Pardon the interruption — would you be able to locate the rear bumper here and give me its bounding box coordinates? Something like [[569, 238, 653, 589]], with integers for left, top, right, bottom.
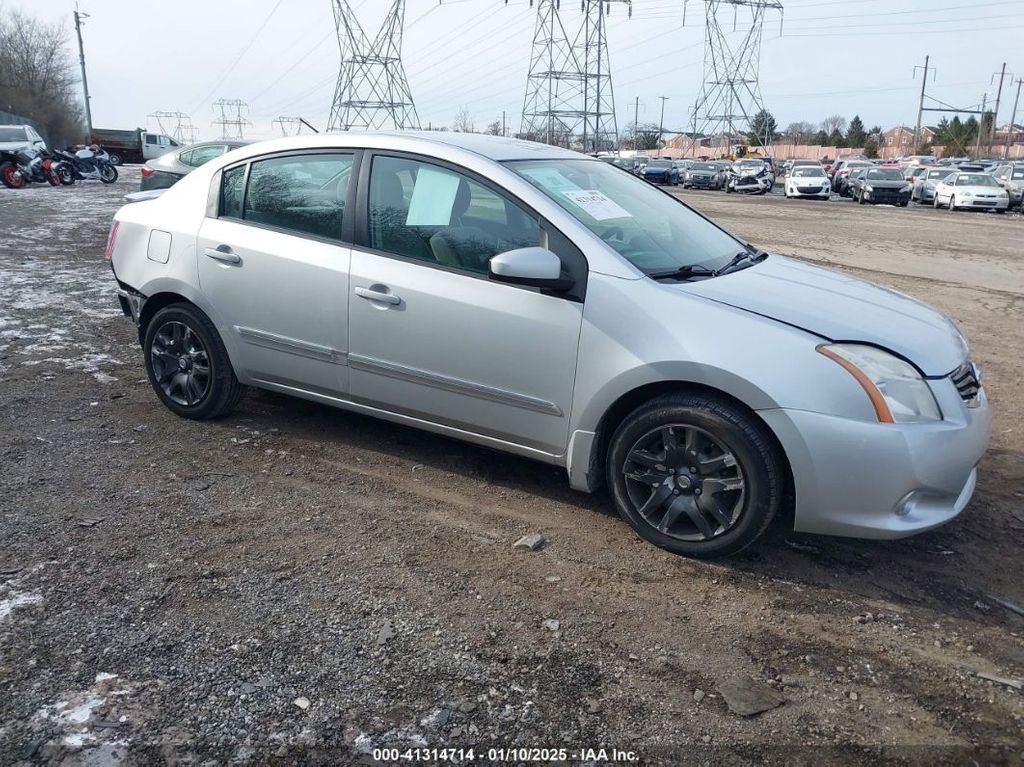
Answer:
[[758, 379, 990, 540]]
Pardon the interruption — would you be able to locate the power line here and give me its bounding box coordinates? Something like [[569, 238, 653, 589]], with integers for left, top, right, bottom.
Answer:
[[211, 99, 252, 139]]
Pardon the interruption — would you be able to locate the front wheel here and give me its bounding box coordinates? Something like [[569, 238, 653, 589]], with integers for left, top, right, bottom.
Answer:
[[1, 162, 25, 189], [948, 196, 955, 212], [606, 393, 784, 559], [143, 304, 244, 420], [99, 165, 118, 183]]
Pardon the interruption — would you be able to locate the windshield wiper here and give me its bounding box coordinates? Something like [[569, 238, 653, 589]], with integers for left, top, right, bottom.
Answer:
[[714, 248, 768, 276], [647, 263, 718, 281]]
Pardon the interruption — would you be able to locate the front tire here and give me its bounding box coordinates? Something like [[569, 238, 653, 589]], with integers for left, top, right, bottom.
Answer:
[[1, 162, 25, 189], [948, 196, 955, 212], [99, 165, 118, 183], [143, 304, 243, 420], [606, 393, 784, 559]]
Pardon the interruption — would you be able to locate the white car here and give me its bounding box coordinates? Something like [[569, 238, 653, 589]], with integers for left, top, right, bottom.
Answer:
[[784, 166, 831, 199], [933, 172, 1010, 213], [0, 124, 46, 153]]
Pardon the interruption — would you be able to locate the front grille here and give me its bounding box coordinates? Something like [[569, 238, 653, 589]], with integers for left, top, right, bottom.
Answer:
[[951, 361, 981, 403], [797, 186, 826, 194], [971, 200, 996, 207], [869, 189, 906, 202]]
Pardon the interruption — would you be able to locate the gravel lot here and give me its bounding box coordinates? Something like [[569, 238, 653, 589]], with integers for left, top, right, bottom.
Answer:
[[1, 170, 1022, 764]]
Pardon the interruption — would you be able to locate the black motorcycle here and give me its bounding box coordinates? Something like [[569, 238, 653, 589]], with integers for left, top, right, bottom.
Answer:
[[52, 147, 118, 185], [0, 146, 62, 189]]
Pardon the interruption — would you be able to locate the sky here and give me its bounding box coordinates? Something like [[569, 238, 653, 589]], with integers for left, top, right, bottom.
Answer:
[[15, 0, 1024, 142]]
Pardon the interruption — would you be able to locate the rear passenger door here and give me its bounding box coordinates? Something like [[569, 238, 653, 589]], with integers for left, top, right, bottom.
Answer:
[[346, 153, 585, 456], [197, 151, 355, 396]]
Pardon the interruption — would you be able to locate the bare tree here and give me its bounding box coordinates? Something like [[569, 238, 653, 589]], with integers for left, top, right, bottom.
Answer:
[[783, 121, 815, 145], [451, 106, 474, 133], [820, 114, 847, 136], [484, 119, 503, 136], [0, 10, 83, 146]]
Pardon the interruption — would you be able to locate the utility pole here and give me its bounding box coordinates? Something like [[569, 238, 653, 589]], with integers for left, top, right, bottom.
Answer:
[[658, 95, 669, 152], [73, 4, 93, 138], [990, 63, 1010, 153], [1005, 78, 1023, 160], [912, 55, 934, 150], [502, 110, 506, 137], [974, 93, 987, 159]]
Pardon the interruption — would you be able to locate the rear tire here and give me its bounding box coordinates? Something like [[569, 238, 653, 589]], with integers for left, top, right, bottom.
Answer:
[[107, 153, 123, 166], [143, 303, 244, 420], [606, 393, 784, 559]]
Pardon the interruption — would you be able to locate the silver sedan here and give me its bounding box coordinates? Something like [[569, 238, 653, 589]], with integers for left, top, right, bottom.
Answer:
[[107, 132, 989, 558], [139, 140, 248, 191]]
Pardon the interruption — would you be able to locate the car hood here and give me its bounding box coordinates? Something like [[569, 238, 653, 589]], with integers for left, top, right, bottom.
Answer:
[[681, 255, 966, 375], [643, 167, 671, 173], [0, 140, 31, 152]]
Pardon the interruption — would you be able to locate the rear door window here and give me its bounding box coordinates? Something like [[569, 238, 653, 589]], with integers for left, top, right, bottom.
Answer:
[[242, 153, 353, 240]]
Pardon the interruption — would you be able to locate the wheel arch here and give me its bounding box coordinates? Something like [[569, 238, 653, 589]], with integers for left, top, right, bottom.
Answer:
[[573, 379, 794, 516]]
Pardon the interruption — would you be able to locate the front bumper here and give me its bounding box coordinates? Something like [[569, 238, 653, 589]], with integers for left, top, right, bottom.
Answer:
[[863, 189, 911, 205], [952, 197, 1009, 211], [759, 377, 990, 540], [788, 185, 830, 198]]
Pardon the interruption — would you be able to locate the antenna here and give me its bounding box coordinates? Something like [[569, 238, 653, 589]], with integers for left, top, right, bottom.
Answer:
[[328, 0, 420, 131]]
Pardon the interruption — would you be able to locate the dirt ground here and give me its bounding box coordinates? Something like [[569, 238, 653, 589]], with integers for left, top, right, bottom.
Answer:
[[1, 172, 1022, 764]]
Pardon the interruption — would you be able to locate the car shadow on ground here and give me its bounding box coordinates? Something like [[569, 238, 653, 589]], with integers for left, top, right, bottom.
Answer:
[[216, 389, 1024, 632]]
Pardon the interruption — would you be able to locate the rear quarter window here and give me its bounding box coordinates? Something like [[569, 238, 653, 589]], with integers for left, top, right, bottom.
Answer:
[[220, 166, 245, 218]]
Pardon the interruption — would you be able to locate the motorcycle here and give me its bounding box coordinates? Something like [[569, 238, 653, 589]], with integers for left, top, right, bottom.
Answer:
[[0, 146, 62, 189], [52, 146, 119, 185], [726, 164, 775, 195]]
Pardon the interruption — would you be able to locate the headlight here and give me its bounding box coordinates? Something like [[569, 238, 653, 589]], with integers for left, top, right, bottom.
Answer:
[[961, 191, 973, 197], [817, 343, 941, 423], [864, 185, 873, 192]]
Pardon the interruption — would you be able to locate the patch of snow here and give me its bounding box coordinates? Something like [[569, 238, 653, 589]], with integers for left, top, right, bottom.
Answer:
[[0, 591, 43, 621]]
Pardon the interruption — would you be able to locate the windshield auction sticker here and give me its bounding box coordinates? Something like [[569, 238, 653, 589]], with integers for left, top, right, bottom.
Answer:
[[561, 189, 632, 221]]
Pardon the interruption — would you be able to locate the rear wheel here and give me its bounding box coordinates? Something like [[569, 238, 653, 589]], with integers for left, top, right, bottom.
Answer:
[[607, 393, 784, 559], [107, 152, 123, 166], [143, 304, 243, 420]]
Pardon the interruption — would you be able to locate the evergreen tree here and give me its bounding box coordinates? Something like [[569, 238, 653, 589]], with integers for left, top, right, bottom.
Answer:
[[828, 128, 844, 147], [814, 130, 829, 145], [846, 115, 867, 147], [749, 109, 778, 146]]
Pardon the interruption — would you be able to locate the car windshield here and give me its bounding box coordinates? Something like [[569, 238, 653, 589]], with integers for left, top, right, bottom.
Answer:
[[865, 169, 905, 181], [0, 126, 28, 141], [927, 169, 953, 180], [508, 159, 745, 274], [792, 167, 826, 178], [691, 163, 716, 171], [647, 160, 672, 168], [956, 174, 998, 186]]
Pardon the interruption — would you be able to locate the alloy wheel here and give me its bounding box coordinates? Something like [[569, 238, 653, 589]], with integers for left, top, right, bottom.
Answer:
[[622, 424, 746, 542], [149, 321, 211, 407]]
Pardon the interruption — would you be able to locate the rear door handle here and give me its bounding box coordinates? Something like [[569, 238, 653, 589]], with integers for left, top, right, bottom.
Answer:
[[204, 246, 241, 265], [354, 286, 401, 305]]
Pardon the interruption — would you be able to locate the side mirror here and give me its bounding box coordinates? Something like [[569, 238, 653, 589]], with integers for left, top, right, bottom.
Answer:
[[489, 247, 573, 291]]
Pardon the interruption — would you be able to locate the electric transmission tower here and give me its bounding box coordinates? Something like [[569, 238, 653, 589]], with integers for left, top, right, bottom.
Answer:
[[328, 0, 420, 131], [211, 99, 252, 139], [148, 111, 198, 143], [518, 0, 631, 152], [687, 0, 783, 148]]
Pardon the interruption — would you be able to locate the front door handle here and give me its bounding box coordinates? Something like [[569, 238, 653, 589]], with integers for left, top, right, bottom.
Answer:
[[355, 286, 401, 305], [204, 246, 241, 265]]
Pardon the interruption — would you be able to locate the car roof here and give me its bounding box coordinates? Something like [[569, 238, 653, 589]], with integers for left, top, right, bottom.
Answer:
[[220, 131, 583, 163]]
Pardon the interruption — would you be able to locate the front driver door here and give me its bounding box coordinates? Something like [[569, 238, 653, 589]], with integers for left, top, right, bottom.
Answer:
[[347, 153, 584, 457], [197, 151, 355, 396]]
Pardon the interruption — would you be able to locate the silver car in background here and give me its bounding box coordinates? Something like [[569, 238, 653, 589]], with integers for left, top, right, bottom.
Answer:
[[107, 132, 989, 559], [140, 140, 248, 191], [911, 166, 954, 204]]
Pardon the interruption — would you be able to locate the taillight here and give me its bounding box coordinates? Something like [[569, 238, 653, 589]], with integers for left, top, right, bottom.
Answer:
[[104, 221, 120, 260], [140, 166, 155, 177]]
